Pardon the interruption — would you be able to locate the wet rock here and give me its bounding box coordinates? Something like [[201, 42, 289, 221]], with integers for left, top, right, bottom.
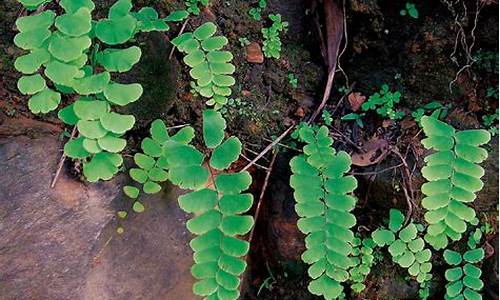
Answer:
[[0, 121, 194, 299], [246, 42, 264, 64]]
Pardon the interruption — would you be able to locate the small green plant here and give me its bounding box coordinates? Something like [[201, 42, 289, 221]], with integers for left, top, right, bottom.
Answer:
[[420, 116, 491, 250], [411, 101, 447, 125], [172, 22, 236, 109], [322, 110, 333, 126], [372, 209, 433, 298], [361, 84, 404, 120], [288, 73, 298, 88], [348, 237, 376, 294], [290, 124, 358, 299], [341, 113, 365, 128], [482, 108, 499, 136], [14, 0, 188, 182], [248, 0, 266, 21], [238, 37, 250, 47], [400, 2, 419, 18], [262, 14, 288, 59], [185, 0, 209, 15]]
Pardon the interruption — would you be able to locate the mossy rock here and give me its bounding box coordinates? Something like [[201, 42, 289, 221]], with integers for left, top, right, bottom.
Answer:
[[116, 32, 177, 129]]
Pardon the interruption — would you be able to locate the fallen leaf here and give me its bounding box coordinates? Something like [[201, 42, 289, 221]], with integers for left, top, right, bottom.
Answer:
[[351, 137, 389, 167], [348, 92, 366, 112], [246, 42, 264, 64]]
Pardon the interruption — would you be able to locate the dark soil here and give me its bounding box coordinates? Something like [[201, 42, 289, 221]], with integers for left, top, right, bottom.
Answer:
[[0, 0, 498, 299]]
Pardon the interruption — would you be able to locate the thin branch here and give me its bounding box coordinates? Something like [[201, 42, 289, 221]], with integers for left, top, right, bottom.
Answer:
[[168, 19, 189, 60], [349, 163, 404, 176], [241, 124, 295, 172], [50, 126, 77, 188], [248, 151, 278, 246]]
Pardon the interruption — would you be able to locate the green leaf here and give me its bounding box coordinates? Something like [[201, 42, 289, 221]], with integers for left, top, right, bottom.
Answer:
[[14, 28, 51, 50], [100, 112, 135, 134], [215, 172, 252, 195], [455, 130, 491, 146], [389, 209, 405, 232], [44, 60, 82, 86], [446, 280, 464, 297], [150, 119, 169, 143], [104, 82, 143, 105], [399, 223, 417, 242], [95, 15, 137, 45], [218, 194, 253, 215], [143, 181, 161, 194], [14, 48, 50, 74], [408, 237, 425, 253], [98, 134, 127, 153], [59, 0, 95, 13], [73, 99, 108, 120], [220, 215, 254, 236], [209, 136, 242, 170], [203, 109, 226, 148], [445, 267, 463, 281], [165, 10, 189, 21], [63, 136, 91, 159], [194, 22, 217, 40], [141, 137, 162, 157], [97, 46, 142, 73], [28, 88, 61, 114], [77, 120, 108, 139], [16, 10, 55, 31], [134, 153, 155, 170], [73, 72, 111, 95], [444, 250, 463, 266], [463, 248, 484, 263], [201, 36, 228, 51], [108, 0, 132, 18], [130, 168, 148, 183], [179, 189, 218, 214], [123, 185, 139, 198], [415, 249, 431, 263], [48, 34, 91, 62], [132, 201, 145, 213], [58, 104, 78, 125], [396, 251, 415, 268], [463, 263, 482, 278], [55, 8, 92, 37], [83, 152, 123, 182], [187, 209, 221, 235], [388, 239, 406, 257], [17, 74, 46, 95], [82, 138, 102, 153]]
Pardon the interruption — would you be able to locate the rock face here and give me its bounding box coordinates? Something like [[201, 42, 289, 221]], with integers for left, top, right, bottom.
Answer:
[[0, 120, 194, 300]]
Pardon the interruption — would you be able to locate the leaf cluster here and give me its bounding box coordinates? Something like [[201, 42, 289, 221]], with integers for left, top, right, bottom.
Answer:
[[262, 14, 288, 59], [290, 125, 358, 300], [372, 209, 433, 285], [248, 0, 266, 21], [172, 22, 236, 109], [14, 0, 188, 182], [361, 84, 404, 120], [348, 237, 376, 294], [420, 116, 491, 249], [185, 0, 209, 15], [443, 246, 484, 300]]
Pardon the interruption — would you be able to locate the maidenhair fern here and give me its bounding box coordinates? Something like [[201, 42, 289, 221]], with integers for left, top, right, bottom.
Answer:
[[290, 125, 358, 300], [124, 109, 253, 298], [372, 209, 433, 298], [420, 116, 491, 249], [443, 228, 485, 300], [123, 120, 195, 211], [348, 236, 376, 294], [14, 0, 188, 182], [172, 22, 236, 109]]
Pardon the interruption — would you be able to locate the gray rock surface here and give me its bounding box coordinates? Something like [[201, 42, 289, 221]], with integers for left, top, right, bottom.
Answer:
[[0, 120, 195, 300]]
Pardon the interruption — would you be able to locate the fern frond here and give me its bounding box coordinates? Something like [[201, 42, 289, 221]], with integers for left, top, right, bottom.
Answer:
[[371, 209, 433, 290], [420, 116, 491, 249], [290, 125, 358, 300], [348, 237, 376, 294], [172, 22, 236, 109], [170, 109, 253, 299]]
